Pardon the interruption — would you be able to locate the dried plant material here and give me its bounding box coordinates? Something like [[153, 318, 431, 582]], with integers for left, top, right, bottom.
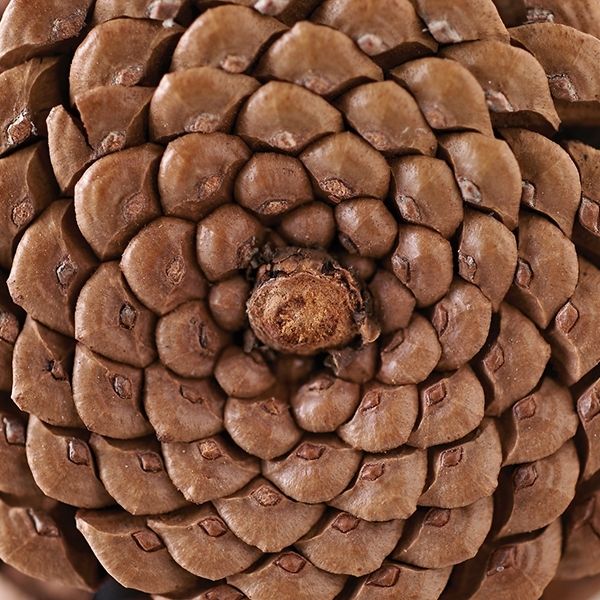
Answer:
[[502, 377, 578, 466], [547, 257, 600, 384], [172, 5, 286, 72], [415, 0, 509, 44], [511, 23, 600, 125], [256, 22, 383, 98], [443, 40, 561, 133], [0, 0, 92, 70], [69, 18, 182, 102], [76, 509, 197, 594], [501, 128, 580, 236], [313, 0, 437, 69], [26, 417, 112, 508], [419, 419, 502, 508], [477, 303, 550, 415], [0, 2, 599, 595], [0, 498, 100, 591], [150, 67, 259, 141], [237, 81, 343, 154], [394, 497, 494, 568], [0, 143, 57, 270], [392, 57, 494, 136], [0, 58, 62, 157]]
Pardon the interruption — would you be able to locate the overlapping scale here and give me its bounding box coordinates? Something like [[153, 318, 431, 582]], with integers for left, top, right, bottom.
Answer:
[[0, 0, 599, 597]]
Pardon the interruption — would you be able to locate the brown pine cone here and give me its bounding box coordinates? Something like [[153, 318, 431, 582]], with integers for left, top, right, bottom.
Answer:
[[0, 1, 600, 599]]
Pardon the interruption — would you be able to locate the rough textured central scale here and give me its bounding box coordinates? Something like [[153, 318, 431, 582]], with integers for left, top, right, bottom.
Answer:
[[247, 249, 379, 355]]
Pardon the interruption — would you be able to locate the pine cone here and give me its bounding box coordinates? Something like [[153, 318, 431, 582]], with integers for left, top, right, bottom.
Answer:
[[0, 1, 600, 598]]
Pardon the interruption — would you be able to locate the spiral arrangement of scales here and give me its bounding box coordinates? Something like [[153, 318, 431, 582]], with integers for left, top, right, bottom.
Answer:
[[0, 0, 600, 599]]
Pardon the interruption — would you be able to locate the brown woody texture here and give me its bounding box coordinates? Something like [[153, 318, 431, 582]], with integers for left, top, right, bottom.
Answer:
[[1, 0, 600, 599]]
